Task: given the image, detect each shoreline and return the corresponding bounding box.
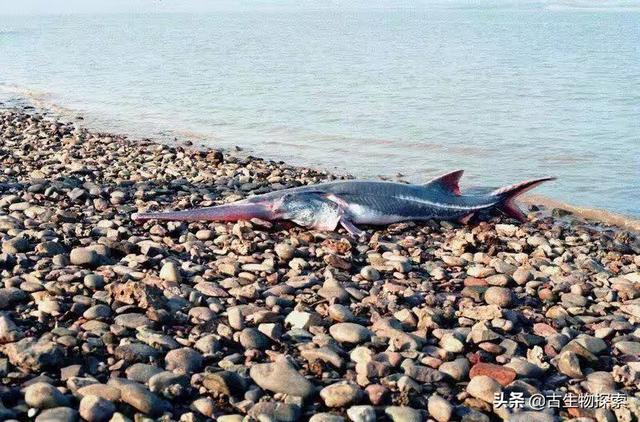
[0,106,639,421]
[2,97,639,233]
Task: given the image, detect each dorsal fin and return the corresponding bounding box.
[425,169,464,196]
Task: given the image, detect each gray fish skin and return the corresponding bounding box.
[132,170,555,236]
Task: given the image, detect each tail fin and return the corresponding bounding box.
[131,202,275,223]
[491,177,556,222]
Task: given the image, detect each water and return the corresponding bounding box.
[1,7,639,216]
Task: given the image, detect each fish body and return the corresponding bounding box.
[132,170,555,236]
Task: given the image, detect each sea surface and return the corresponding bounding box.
[1,7,639,216]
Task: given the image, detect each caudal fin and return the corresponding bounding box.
[491,177,556,222]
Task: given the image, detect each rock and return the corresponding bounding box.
[328,304,356,322]
[615,341,640,355]
[439,358,470,381]
[508,411,557,422]
[459,305,502,320]
[385,406,423,422]
[484,286,514,308]
[125,363,164,383]
[440,333,464,353]
[76,384,121,402]
[310,414,346,422]
[556,351,583,378]
[83,304,112,320]
[249,358,315,398]
[505,358,545,378]
[248,401,301,421]
[360,266,380,281]
[347,405,376,422]
[512,268,532,284]
[0,313,21,343]
[403,361,445,383]
[239,327,271,349]
[35,407,78,422]
[495,224,517,237]
[113,313,151,328]
[2,237,28,253]
[70,247,99,267]
[275,243,295,260]
[202,371,246,397]
[148,371,189,398]
[114,343,160,363]
[227,306,244,330]
[285,310,322,329]
[36,241,66,257]
[428,395,453,422]
[3,337,64,371]
[469,363,516,386]
[320,382,362,407]
[191,397,215,417]
[583,371,616,394]
[466,375,502,403]
[301,346,344,368]
[79,395,116,422]
[329,323,371,344]
[164,347,203,374]
[25,382,69,409]
[118,382,168,416]
[159,261,181,282]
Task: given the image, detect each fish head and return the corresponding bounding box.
[272,192,343,230]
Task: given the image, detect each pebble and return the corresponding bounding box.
[35,407,78,422]
[438,358,470,381]
[159,261,181,282]
[385,406,423,422]
[69,248,99,267]
[118,382,168,416]
[310,414,346,422]
[320,382,362,407]
[466,375,502,403]
[428,395,453,422]
[79,395,116,422]
[329,323,371,344]
[469,363,516,386]
[239,327,271,350]
[164,347,203,374]
[24,382,69,409]
[227,306,245,330]
[484,286,514,308]
[347,405,376,422]
[76,384,121,402]
[202,371,246,397]
[440,333,465,353]
[249,358,315,398]
[275,243,296,260]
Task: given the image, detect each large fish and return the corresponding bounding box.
[132,170,555,236]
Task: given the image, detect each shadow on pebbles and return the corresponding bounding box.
[0,108,639,421]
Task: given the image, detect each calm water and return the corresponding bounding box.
[1,9,639,216]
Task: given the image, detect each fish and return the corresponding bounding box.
[131,170,555,237]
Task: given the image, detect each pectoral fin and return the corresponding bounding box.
[340,219,364,237]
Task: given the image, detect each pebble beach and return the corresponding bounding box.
[0,106,639,422]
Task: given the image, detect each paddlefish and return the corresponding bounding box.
[132,170,555,237]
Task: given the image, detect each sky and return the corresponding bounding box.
[0,0,638,14]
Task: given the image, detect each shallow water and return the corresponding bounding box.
[1,8,639,216]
